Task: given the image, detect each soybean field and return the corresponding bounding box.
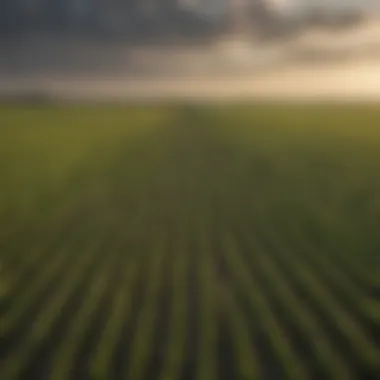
[0,105,379,380]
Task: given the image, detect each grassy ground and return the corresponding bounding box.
[0,104,379,380]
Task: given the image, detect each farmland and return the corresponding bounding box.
[0,104,379,380]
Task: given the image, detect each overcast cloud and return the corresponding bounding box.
[195,0,380,19]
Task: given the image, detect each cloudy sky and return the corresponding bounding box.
[195,0,380,18]
[282,0,380,12]
[264,0,379,10]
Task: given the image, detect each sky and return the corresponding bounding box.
[199,0,380,13]
[195,0,380,19]
[264,0,379,11]
[1,0,380,101]
[283,0,380,13]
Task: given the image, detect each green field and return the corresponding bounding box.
[0,105,379,380]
